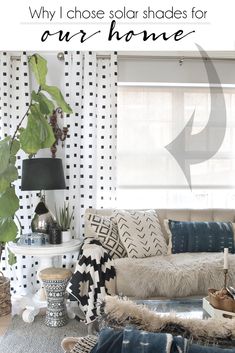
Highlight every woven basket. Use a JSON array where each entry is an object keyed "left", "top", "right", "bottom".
[
  {"left": 0, "top": 271, "right": 11, "bottom": 316},
  {"left": 208, "top": 288, "right": 235, "bottom": 313}
]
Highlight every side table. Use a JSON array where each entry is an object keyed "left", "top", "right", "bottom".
[{"left": 8, "top": 239, "right": 81, "bottom": 323}]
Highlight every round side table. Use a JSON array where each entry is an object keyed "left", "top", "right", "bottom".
[{"left": 8, "top": 239, "right": 81, "bottom": 323}]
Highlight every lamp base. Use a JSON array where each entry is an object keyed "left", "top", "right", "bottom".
[{"left": 31, "top": 199, "right": 55, "bottom": 234}]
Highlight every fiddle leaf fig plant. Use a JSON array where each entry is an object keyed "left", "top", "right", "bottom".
[{"left": 0, "top": 53, "right": 73, "bottom": 265}]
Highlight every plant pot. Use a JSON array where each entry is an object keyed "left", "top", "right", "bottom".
[{"left": 62, "top": 230, "right": 71, "bottom": 243}]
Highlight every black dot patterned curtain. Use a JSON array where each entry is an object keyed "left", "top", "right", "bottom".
[
  {"left": 0, "top": 51, "right": 118, "bottom": 296},
  {"left": 0, "top": 52, "right": 39, "bottom": 294},
  {"left": 63, "top": 51, "right": 118, "bottom": 237}
]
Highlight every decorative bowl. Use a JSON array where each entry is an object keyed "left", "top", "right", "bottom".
[{"left": 18, "top": 232, "right": 49, "bottom": 246}]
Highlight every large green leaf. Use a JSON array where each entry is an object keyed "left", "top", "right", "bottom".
[
  {"left": 31, "top": 104, "right": 55, "bottom": 147},
  {"left": 0, "top": 187, "right": 19, "bottom": 217},
  {"left": 32, "top": 91, "right": 55, "bottom": 115},
  {"left": 0, "top": 218, "right": 18, "bottom": 243},
  {"left": 0, "top": 136, "right": 10, "bottom": 145},
  {"left": 0, "top": 164, "right": 18, "bottom": 193},
  {"left": 9, "top": 155, "right": 16, "bottom": 164},
  {"left": 29, "top": 54, "right": 47, "bottom": 86},
  {"left": 8, "top": 249, "right": 16, "bottom": 266},
  {"left": 19, "top": 122, "right": 40, "bottom": 154},
  {"left": 41, "top": 84, "right": 73, "bottom": 114},
  {"left": 20, "top": 105, "right": 55, "bottom": 154},
  {"left": 39, "top": 92, "right": 55, "bottom": 114},
  {"left": 10, "top": 139, "right": 20, "bottom": 156},
  {"left": 32, "top": 90, "right": 48, "bottom": 114},
  {"left": 0, "top": 139, "right": 10, "bottom": 174}
]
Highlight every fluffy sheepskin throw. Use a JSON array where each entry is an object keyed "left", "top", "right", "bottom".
[
  {"left": 100, "top": 296, "right": 235, "bottom": 347},
  {"left": 113, "top": 252, "right": 235, "bottom": 297}
]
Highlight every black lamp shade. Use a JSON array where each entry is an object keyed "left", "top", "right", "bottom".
[{"left": 21, "top": 158, "right": 66, "bottom": 191}]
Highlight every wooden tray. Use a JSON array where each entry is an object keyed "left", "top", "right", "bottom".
[{"left": 203, "top": 297, "right": 235, "bottom": 319}]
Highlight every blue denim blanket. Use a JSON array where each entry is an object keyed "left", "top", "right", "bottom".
[{"left": 91, "top": 327, "right": 235, "bottom": 353}]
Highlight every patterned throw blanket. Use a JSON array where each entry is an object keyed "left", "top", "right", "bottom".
[{"left": 67, "top": 239, "right": 116, "bottom": 324}]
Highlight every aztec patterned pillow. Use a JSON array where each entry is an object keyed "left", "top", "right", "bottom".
[
  {"left": 113, "top": 210, "right": 168, "bottom": 258},
  {"left": 167, "top": 220, "right": 235, "bottom": 254},
  {"left": 85, "top": 213, "right": 127, "bottom": 259}
]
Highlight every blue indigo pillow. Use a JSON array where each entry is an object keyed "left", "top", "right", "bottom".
[{"left": 168, "top": 220, "right": 234, "bottom": 254}]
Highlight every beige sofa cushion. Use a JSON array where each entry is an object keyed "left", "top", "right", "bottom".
[{"left": 113, "top": 210, "right": 168, "bottom": 258}]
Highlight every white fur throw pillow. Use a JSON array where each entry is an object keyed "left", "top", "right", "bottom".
[
  {"left": 113, "top": 210, "right": 168, "bottom": 258},
  {"left": 85, "top": 213, "right": 127, "bottom": 259}
]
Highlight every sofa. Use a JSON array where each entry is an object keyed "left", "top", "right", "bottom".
[{"left": 84, "top": 208, "right": 235, "bottom": 299}]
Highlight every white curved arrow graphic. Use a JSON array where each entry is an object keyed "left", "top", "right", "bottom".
[{"left": 165, "top": 44, "right": 226, "bottom": 189}]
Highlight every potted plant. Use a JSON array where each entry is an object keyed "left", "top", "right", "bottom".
[
  {"left": 55, "top": 202, "right": 74, "bottom": 242},
  {"left": 0, "top": 53, "right": 73, "bottom": 266}
]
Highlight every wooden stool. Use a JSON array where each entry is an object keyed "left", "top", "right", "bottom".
[{"left": 39, "top": 267, "right": 72, "bottom": 327}]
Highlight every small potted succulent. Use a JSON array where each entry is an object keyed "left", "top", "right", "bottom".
[{"left": 55, "top": 203, "right": 74, "bottom": 242}]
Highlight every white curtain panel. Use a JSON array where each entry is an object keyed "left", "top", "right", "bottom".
[
  {"left": 0, "top": 51, "right": 118, "bottom": 295},
  {"left": 0, "top": 52, "right": 39, "bottom": 294},
  {"left": 63, "top": 51, "right": 118, "bottom": 237},
  {"left": 0, "top": 52, "right": 33, "bottom": 227}
]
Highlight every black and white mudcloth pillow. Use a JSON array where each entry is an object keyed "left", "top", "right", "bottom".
[
  {"left": 113, "top": 210, "right": 168, "bottom": 258},
  {"left": 85, "top": 213, "right": 127, "bottom": 259}
]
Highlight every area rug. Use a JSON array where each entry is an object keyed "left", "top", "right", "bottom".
[{"left": 0, "top": 315, "right": 88, "bottom": 353}]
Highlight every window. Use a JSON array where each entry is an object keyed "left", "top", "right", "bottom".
[{"left": 117, "top": 84, "right": 235, "bottom": 209}]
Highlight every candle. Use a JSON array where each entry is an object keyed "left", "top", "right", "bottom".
[{"left": 224, "top": 248, "right": 229, "bottom": 270}]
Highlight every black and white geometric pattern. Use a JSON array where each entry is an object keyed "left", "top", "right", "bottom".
[
  {"left": 85, "top": 213, "right": 127, "bottom": 259},
  {"left": 0, "top": 52, "right": 40, "bottom": 294},
  {"left": 113, "top": 210, "right": 168, "bottom": 258},
  {"left": 67, "top": 238, "right": 116, "bottom": 324},
  {"left": 63, "top": 51, "right": 118, "bottom": 237}
]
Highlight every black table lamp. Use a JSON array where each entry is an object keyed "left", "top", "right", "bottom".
[{"left": 21, "top": 158, "right": 66, "bottom": 234}]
